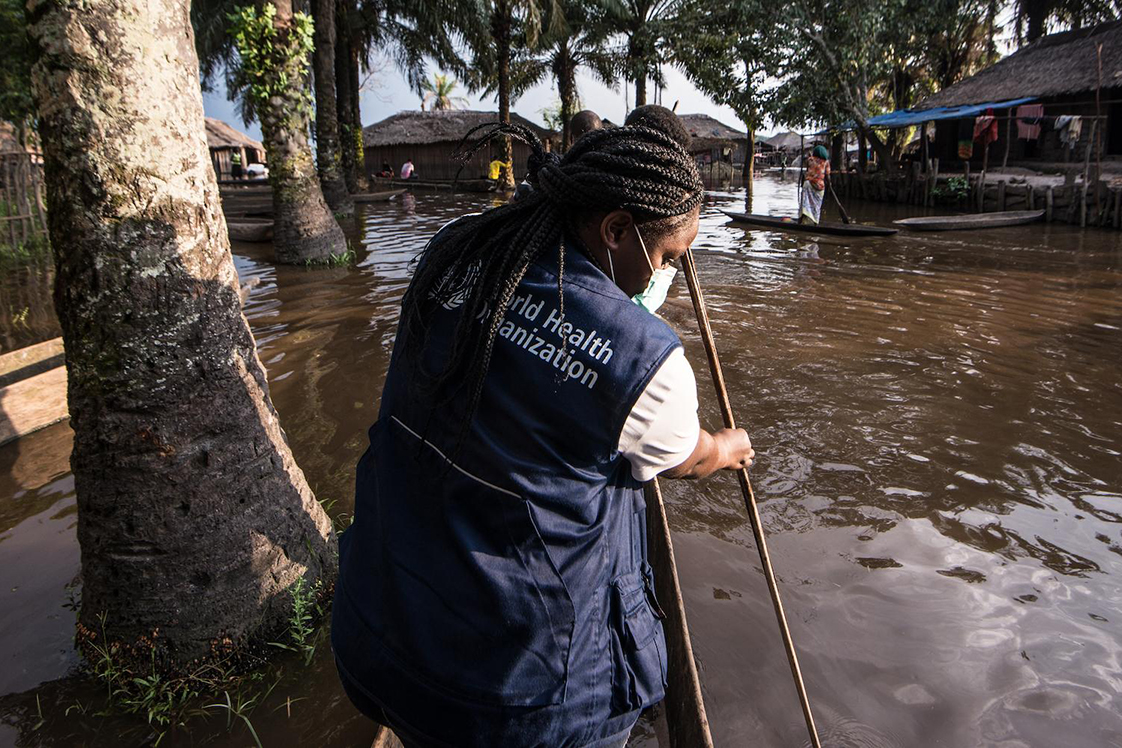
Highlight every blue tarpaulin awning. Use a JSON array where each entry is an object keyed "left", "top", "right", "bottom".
[{"left": 819, "top": 97, "right": 1038, "bottom": 134}]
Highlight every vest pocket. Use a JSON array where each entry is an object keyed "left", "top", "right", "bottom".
[{"left": 608, "top": 562, "right": 668, "bottom": 714}]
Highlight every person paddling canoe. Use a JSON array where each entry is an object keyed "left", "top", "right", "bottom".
[
  {"left": 332, "top": 112, "right": 755, "bottom": 748},
  {"left": 799, "top": 144, "right": 831, "bottom": 225}
]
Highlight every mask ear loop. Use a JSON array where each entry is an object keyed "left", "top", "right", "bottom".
[
  {"left": 606, "top": 244, "right": 616, "bottom": 283},
  {"left": 635, "top": 226, "right": 656, "bottom": 274}
]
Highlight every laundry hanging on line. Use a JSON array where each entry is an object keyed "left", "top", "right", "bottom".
[
  {"left": 1016, "top": 104, "right": 1044, "bottom": 140},
  {"left": 958, "top": 118, "right": 974, "bottom": 159},
  {"left": 973, "top": 113, "right": 999, "bottom": 146},
  {"left": 1056, "top": 115, "right": 1082, "bottom": 150}
]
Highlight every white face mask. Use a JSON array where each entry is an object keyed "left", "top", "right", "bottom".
[
  {"left": 631, "top": 227, "right": 676, "bottom": 314},
  {"left": 604, "top": 225, "right": 677, "bottom": 314}
]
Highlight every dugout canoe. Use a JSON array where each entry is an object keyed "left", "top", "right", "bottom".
[
  {"left": 227, "top": 218, "right": 273, "bottom": 243},
  {"left": 352, "top": 189, "right": 407, "bottom": 203},
  {"left": 645, "top": 479, "right": 715, "bottom": 747},
  {"left": 892, "top": 209, "right": 1045, "bottom": 231},
  {"left": 721, "top": 210, "right": 899, "bottom": 237}
]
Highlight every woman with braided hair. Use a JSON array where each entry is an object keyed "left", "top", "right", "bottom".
[{"left": 332, "top": 109, "right": 755, "bottom": 748}]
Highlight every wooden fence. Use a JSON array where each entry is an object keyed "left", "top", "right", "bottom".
[
  {"left": 835, "top": 164, "right": 1122, "bottom": 230},
  {"left": 1, "top": 152, "right": 48, "bottom": 247}
]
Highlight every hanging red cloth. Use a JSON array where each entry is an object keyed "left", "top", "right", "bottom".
[{"left": 973, "top": 108, "right": 998, "bottom": 146}]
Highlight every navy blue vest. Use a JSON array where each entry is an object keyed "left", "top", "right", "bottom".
[{"left": 333, "top": 238, "right": 681, "bottom": 747}]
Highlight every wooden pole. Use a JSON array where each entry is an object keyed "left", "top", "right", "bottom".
[
  {"left": 979, "top": 141, "right": 989, "bottom": 212},
  {"left": 1095, "top": 43, "right": 1103, "bottom": 221},
  {"left": 1081, "top": 119, "right": 1096, "bottom": 228},
  {"left": 1002, "top": 112, "right": 1013, "bottom": 169},
  {"left": 1046, "top": 185, "right": 1054, "bottom": 222},
  {"left": 680, "top": 248, "right": 823, "bottom": 748}
]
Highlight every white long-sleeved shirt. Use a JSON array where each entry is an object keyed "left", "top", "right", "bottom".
[{"left": 617, "top": 348, "right": 700, "bottom": 482}]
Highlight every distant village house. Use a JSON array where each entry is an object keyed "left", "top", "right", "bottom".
[
  {"left": 921, "top": 20, "right": 1121, "bottom": 167},
  {"left": 362, "top": 111, "right": 555, "bottom": 182},
  {"left": 205, "top": 118, "right": 267, "bottom": 182}
]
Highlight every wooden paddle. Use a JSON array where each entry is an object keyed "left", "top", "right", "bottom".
[
  {"left": 680, "top": 247, "right": 823, "bottom": 748},
  {"left": 829, "top": 178, "right": 854, "bottom": 224}
]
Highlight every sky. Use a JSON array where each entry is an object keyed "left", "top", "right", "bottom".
[{"left": 201, "top": 61, "right": 749, "bottom": 143}]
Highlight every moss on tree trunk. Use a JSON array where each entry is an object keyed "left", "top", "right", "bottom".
[
  {"left": 255, "top": 0, "right": 347, "bottom": 264},
  {"left": 27, "top": 0, "right": 338, "bottom": 672}
]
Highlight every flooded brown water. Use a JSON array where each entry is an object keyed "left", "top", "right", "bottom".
[{"left": 3, "top": 174, "right": 1122, "bottom": 747}]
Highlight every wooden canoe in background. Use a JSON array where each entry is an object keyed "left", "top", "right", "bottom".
[
  {"left": 352, "top": 189, "right": 407, "bottom": 203},
  {"left": 892, "top": 209, "right": 1045, "bottom": 231},
  {"left": 227, "top": 218, "right": 273, "bottom": 243},
  {"left": 721, "top": 210, "right": 899, "bottom": 237}
]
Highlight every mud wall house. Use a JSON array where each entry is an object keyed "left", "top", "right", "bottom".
[
  {"left": 362, "top": 111, "right": 556, "bottom": 182},
  {"left": 921, "top": 21, "right": 1122, "bottom": 168},
  {"left": 678, "top": 113, "right": 749, "bottom": 166},
  {"left": 205, "top": 117, "right": 267, "bottom": 181}
]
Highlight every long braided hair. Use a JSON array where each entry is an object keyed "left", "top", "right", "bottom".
[{"left": 401, "top": 120, "right": 704, "bottom": 440}]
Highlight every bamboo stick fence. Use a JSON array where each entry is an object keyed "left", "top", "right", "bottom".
[{"left": 1, "top": 152, "right": 49, "bottom": 248}]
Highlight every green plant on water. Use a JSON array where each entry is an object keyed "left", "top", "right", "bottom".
[
  {"left": 932, "top": 175, "right": 969, "bottom": 204},
  {"left": 80, "top": 611, "right": 246, "bottom": 744},
  {"left": 204, "top": 690, "right": 264, "bottom": 748},
  {"left": 269, "top": 576, "right": 323, "bottom": 665},
  {"left": 305, "top": 248, "right": 356, "bottom": 267}
]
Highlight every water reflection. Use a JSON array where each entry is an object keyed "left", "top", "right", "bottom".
[{"left": 1, "top": 176, "right": 1122, "bottom": 746}]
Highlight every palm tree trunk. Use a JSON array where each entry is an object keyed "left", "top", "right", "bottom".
[
  {"left": 557, "top": 48, "right": 576, "bottom": 151},
  {"left": 258, "top": 0, "right": 346, "bottom": 263},
  {"left": 311, "top": 0, "right": 352, "bottom": 214},
  {"left": 347, "top": 40, "right": 368, "bottom": 190},
  {"left": 27, "top": 0, "right": 337, "bottom": 670},
  {"left": 335, "top": 0, "right": 359, "bottom": 192},
  {"left": 493, "top": 0, "right": 515, "bottom": 189}
]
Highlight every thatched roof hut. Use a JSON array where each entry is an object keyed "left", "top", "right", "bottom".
[
  {"left": 916, "top": 21, "right": 1122, "bottom": 164},
  {"left": 919, "top": 21, "right": 1122, "bottom": 109},
  {"left": 363, "top": 110, "right": 551, "bottom": 147},
  {"left": 765, "top": 132, "right": 805, "bottom": 151},
  {"left": 205, "top": 118, "right": 264, "bottom": 153},
  {"left": 679, "top": 114, "right": 746, "bottom": 146},
  {"left": 676, "top": 113, "right": 748, "bottom": 164},
  {"left": 362, "top": 110, "right": 555, "bottom": 181},
  {"left": 205, "top": 118, "right": 265, "bottom": 181}
]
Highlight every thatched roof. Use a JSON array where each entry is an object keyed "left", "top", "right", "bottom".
[
  {"left": 765, "top": 131, "right": 805, "bottom": 150},
  {"left": 678, "top": 114, "right": 747, "bottom": 142},
  {"left": 205, "top": 117, "right": 264, "bottom": 152},
  {"left": 920, "top": 20, "right": 1122, "bottom": 109},
  {"left": 363, "top": 110, "right": 553, "bottom": 147}
]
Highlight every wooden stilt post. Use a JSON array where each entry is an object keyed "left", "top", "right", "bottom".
[
  {"left": 1002, "top": 113, "right": 1012, "bottom": 169},
  {"left": 979, "top": 142, "right": 989, "bottom": 212},
  {"left": 1046, "top": 185, "right": 1054, "bottom": 222}
]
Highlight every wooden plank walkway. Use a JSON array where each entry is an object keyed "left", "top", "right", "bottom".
[{"left": 0, "top": 365, "right": 68, "bottom": 446}]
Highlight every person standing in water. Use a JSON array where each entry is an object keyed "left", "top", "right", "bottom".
[
  {"left": 332, "top": 114, "right": 754, "bottom": 748},
  {"left": 799, "top": 144, "right": 831, "bottom": 224}
]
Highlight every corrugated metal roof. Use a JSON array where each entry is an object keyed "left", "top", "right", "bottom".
[{"left": 822, "top": 97, "right": 1037, "bottom": 133}]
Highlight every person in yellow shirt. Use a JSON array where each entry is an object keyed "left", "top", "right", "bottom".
[{"left": 488, "top": 157, "right": 510, "bottom": 184}]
